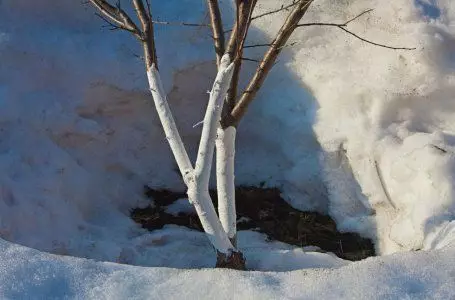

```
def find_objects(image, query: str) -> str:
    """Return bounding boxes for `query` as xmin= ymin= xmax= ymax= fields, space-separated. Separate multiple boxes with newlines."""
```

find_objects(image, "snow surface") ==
xmin=0 ymin=238 xmax=453 ymax=299
xmin=164 ymin=199 xmax=195 ymax=216
xmin=0 ymin=0 xmax=455 ymax=298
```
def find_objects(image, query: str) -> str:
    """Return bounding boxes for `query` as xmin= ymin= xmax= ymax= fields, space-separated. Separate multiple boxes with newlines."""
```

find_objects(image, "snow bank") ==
xmin=0 ymin=0 xmax=327 ymax=261
xmin=0 ymin=0 xmax=215 ymax=260
xmin=0 ymin=237 xmax=453 ymax=299
xmin=0 ymin=0 xmax=455 ymax=297
xmin=248 ymin=0 xmax=455 ymax=254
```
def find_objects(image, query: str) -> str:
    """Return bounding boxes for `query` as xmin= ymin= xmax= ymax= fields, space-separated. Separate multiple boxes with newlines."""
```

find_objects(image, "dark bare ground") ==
xmin=131 ymin=186 xmax=375 ymax=261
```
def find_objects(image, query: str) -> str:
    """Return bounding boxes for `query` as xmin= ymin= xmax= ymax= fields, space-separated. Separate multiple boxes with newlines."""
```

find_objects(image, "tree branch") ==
xmin=132 ymin=0 xmax=158 ymax=70
xmin=88 ymin=0 xmax=141 ymax=39
xmin=206 ymin=0 xmax=226 ymax=66
xmin=297 ymin=9 xmax=416 ymax=50
xmin=251 ymin=1 xmax=299 ymax=21
xmin=132 ymin=0 xmax=150 ymax=31
xmin=245 ymin=9 xmax=415 ymax=51
xmin=95 ymin=12 xmax=122 ymax=31
xmin=337 ymin=26 xmax=415 ymax=50
xmin=225 ymin=0 xmax=313 ymax=128
xmin=344 ymin=8 xmax=374 ymax=25
xmin=241 ymin=57 xmax=261 ymax=63
xmin=221 ymin=0 xmax=258 ymax=127
xmin=153 ymin=20 xmax=211 ymax=27
xmin=243 ymin=42 xmax=272 ymax=49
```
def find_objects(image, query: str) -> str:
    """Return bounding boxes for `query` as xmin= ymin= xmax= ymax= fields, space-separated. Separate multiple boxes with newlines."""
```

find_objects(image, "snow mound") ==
xmin=251 ymin=0 xmax=455 ymax=254
xmin=0 ymin=0 xmax=455 ymax=297
xmin=0 ymin=237 xmax=453 ymax=299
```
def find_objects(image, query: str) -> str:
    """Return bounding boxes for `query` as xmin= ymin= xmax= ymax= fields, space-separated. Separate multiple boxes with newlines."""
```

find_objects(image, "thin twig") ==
xmin=245 ymin=9 xmax=415 ymax=51
xmin=251 ymin=1 xmax=299 ymax=21
xmin=95 ymin=12 xmax=121 ymax=30
xmin=224 ymin=1 xmax=298 ymax=33
xmin=153 ymin=20 xmax=211 ymax=27
xmin=241 ymin=57 xmax=261 ymax=63
xmin=344 ymin=8 xmax=374 ymax=25
xmin=296 ymin=9 xmax=416 ymax=50
xmin=243 ymin=41 xmax=300 ymax=50
xmin=243 ymin=42 xmax=272 ymax=49
xmin=338 ymin=26 xmax=416 ymax=50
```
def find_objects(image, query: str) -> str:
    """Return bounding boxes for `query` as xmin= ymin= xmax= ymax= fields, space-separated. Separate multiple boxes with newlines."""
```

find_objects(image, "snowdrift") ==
xmin=0 ymin=0 xmax=455 ymax=298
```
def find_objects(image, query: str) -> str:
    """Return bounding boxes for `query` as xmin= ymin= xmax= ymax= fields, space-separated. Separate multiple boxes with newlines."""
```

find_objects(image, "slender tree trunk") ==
xmin=147 ymin=55 xmax=245 ymax=269
xmin=216 ymin=126 xmax=237 ymax=246
xmin=147 ymin=65 xmax=193 ymax=184
xmin=191 ymin=55 xmax=236 ymax=254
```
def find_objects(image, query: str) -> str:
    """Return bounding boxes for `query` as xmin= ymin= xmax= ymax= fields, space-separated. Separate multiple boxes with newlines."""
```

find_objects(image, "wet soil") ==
xmin=131 ymin=186 xmax=375 ymax=261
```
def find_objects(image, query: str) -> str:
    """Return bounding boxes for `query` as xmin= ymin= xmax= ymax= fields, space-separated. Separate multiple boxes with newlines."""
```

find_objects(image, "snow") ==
xmin=0 ymin=0 xmax=455 ymax=298
xmin=164 ymin=199 xmax=195 ymax=216
xmin=281 ymin=0 xmax=455 ymax=255
xmin=0 ymin=237 xmax=453 ymax=299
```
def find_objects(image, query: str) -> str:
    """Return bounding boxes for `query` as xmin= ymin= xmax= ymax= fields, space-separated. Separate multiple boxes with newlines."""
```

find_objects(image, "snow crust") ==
xmin=0 ymin=237 xmax=453 ymax=299
xmin=164 ymin=199 xmax=195 ymax=216
xmin=283 ymin=0 xmax=455 ymax=254
xmin=0 ymin=0 xmax=455 ymax=298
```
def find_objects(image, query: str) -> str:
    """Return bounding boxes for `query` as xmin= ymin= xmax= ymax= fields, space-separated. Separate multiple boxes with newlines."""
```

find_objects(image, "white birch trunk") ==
xmin=147 ymin=65 xmax=193 ymax=185
xmin=146 ymin=54 xmax=236 ymax=254
xmin=194 ymin=55 xmax=234 ymax=185
xmin=191 ymin=54 xmax=235 ymax=253
xmin=216 ymin=126 xmax=237 ymax=241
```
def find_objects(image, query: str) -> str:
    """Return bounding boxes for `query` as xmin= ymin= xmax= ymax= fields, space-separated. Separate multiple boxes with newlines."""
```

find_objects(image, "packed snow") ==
xmin=164 ymin=199 xmax=196 ymax=216
xmin=0 ymin=0 xmax=454 ymax=298
xmin=0 ymin=238 xmax=453 ymax=299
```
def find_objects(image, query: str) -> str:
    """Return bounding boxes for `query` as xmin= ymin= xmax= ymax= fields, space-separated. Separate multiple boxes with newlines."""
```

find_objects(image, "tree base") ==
xmin=216 ymin=250 xmax=246 ymax=270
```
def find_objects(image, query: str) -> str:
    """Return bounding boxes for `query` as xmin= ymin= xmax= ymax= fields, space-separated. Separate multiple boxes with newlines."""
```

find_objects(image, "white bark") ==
xmin=190 ymin=54 xmax=235 ymax=253
xmin=186 ymin=187 xmax=233 ymax=253
xmin=194 ymin=55 xmax=234 ymax=184
xmin=147 ymin=65 xmax=193 ymax=184
xmin=146 ymin=55 xmax=236 ymax=254
xmin=216 ymin=126 xmax=237 ymax=240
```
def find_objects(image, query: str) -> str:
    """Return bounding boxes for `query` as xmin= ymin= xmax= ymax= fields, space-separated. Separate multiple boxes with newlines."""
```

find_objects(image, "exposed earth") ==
xmin=132 ymin=186 xmax=375 ymax=261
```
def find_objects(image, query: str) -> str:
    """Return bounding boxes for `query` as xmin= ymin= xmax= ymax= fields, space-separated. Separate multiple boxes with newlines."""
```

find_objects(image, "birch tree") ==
xmin=87 ymin=0 xmax=414 ymax=270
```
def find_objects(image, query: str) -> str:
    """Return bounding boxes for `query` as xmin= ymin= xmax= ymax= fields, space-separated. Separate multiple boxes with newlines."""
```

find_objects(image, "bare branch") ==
xmin=145 ymin=0 xmax=152 ymax=18
xmin=226 ymin=5 xmax=414 ymax=128
xmin=344 ymin=8 xmax=374 ymax=25
xmin=225 ymin=0 xmax=313 ymax=128
xmin=297 ymin=9 xmax=416 ymax=50
xmin=88 ymin=0 xmax=141 ymax=39
xmin=245 ymin=9 xmax=415 ymax=51
xmin=251 ymin=1 xmax=299 ymax=21
xmin=243 ymin=42 xmax=272 ymax=49
xmin=337 ymin=26 xmax=416 ymax=50
xmin=240 ymin=0 xmax=258 ymax=50
xmin=222 ymin=0 xmax=258 ymax=126
xmin=95 ymin=12 xmax=122 ymax=30
xmin=132 ymin=0 xmax=158 ymax=69
xmin=241 ymin=57 xmax=261 ymax=63
xmin=132 ymin=0 xmax=150 ymax=31
xmin=243 ymin=41 xmax=301 ymax=50
xmin=89 ymin=0 xmax=122 ymax=25
xmin=153 ymin=20 xmax=211 ymax=27
xmin=206 ymin=0 xmax=226 ymax=66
